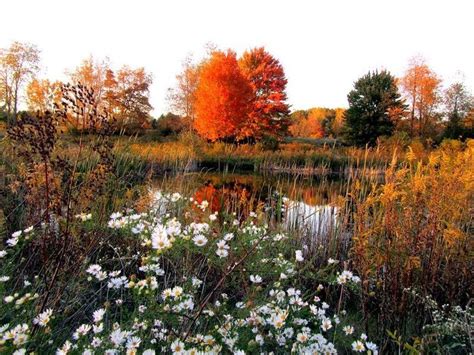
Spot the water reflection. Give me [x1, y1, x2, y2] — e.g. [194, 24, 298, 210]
[153, 172, 347, 237]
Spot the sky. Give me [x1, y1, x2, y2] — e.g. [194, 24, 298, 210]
[2, 0, 473, 116]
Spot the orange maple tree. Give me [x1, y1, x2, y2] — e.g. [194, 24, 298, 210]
[400, 56, 441, 136]
[238, 47, 290, 139]
[194, 50, 252, 141]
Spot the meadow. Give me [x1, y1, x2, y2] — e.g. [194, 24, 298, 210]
[0, 122, 472, 354]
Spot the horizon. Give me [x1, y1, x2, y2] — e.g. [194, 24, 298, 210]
[2, 0, 473, 116]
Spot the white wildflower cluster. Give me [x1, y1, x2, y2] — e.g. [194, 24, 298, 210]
[1, 323, 30, 347]
[86, 264, 108, 281]
[33, 309, 53, 327]
[5, 226, 34, 249]
[75, 212, 92, 222]
[0, 191, 378, 354]
[215, 239, 229, 258]
[351, 333, 378, 353]
[336, 270, 361, 285]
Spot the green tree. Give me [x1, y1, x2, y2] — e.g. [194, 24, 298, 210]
[343, 70, 405, 146]
[443, 81, 473, 139]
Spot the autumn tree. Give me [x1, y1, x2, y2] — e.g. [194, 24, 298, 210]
[104, 66, 153, 130]
[167, 55, 200, 125]
[443, 80, 473, 139]
[400, 56, 442, 137]
[288, 110, 309, 137]
[289, 108, 346, 138]
[26, 78, 62, 112]
[0, 41, 41, 124]
[68, 57, 153, 131]
[343, 70, 406, 146]
[331, 108, 346, 137]
[69, 56, 110, 110]
[194, 50, 253, 141]
[238, 47, 290, 139]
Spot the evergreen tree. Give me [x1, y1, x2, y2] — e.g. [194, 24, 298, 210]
[343, 70, 405, 146]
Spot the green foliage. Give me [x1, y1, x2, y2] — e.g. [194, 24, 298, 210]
[343, 70, 405, 146]
[152, 112, 189, 137]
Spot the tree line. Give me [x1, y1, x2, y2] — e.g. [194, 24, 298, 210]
[1, 41, 472, 144]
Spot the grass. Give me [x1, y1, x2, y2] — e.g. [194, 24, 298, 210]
[117, 131, 414, 177]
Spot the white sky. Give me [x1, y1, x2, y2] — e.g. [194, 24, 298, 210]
[2, 0, 473, 115]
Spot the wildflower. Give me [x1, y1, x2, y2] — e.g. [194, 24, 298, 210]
[143, 350, 155, 355]
[139, 305, 147, 313]
[91, 337, 102, 347]
[223, 232, 234, 241]
[110, 328, 129, 347]
[56, 340, 72, 355]
[110, 212, 122, 220]
[255, 334, 264, 345]
[297, 332, 309, 343]
[170, 339, 185, 353]
[13, 332, 28, 345]
[162, 288, 173, 300]
[366, 342, 378, 352]
[250, 275, 262, 284]
[33, 308, 53, 327]
[172, 286, 183, 298]
[216, 240, 230, 258]
[171, 192, 182, 202]
[151, 225, 171, 251]
[295, 250, 304, 262]
[192, 234, 208, 247]
[337, 270, 354, 285]
[12, 231, 22, 238]
[0, 250, 7, 258]
[328, 258, 337, 264]
[108, 276, 128, 289]
[93, 308, 106, 323]
[209, 213, 217, 222]
[321, 318, 332, 331]
[216, 248, 228, 258]
[13, 349, 26, 355]
[126, 336, 142, 349]
[360, 333, 368, 341]
[132, 223, 145, 234]
[191, 277, 202, 287]
[75, 213, 92, 221]
[24, 226, 34, 233]
[93, 323, 104, 334]
[86, 264, 102, 275]
[343, 325, 354, 335]
[4, 295, 14, 303]
[352, 340, 365, 352]
[6, 238, 18, 247]
[0, 276, 10, 282]
[73, 324, 92, 339]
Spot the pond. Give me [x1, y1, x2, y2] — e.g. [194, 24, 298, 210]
[151, 171, 355, 244]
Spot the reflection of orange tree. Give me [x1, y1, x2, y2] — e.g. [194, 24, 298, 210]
[192, 181, 262, 218]
[193, 184, 222, 213]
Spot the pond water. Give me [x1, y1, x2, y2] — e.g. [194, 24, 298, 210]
[152, 171, 352, 240]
